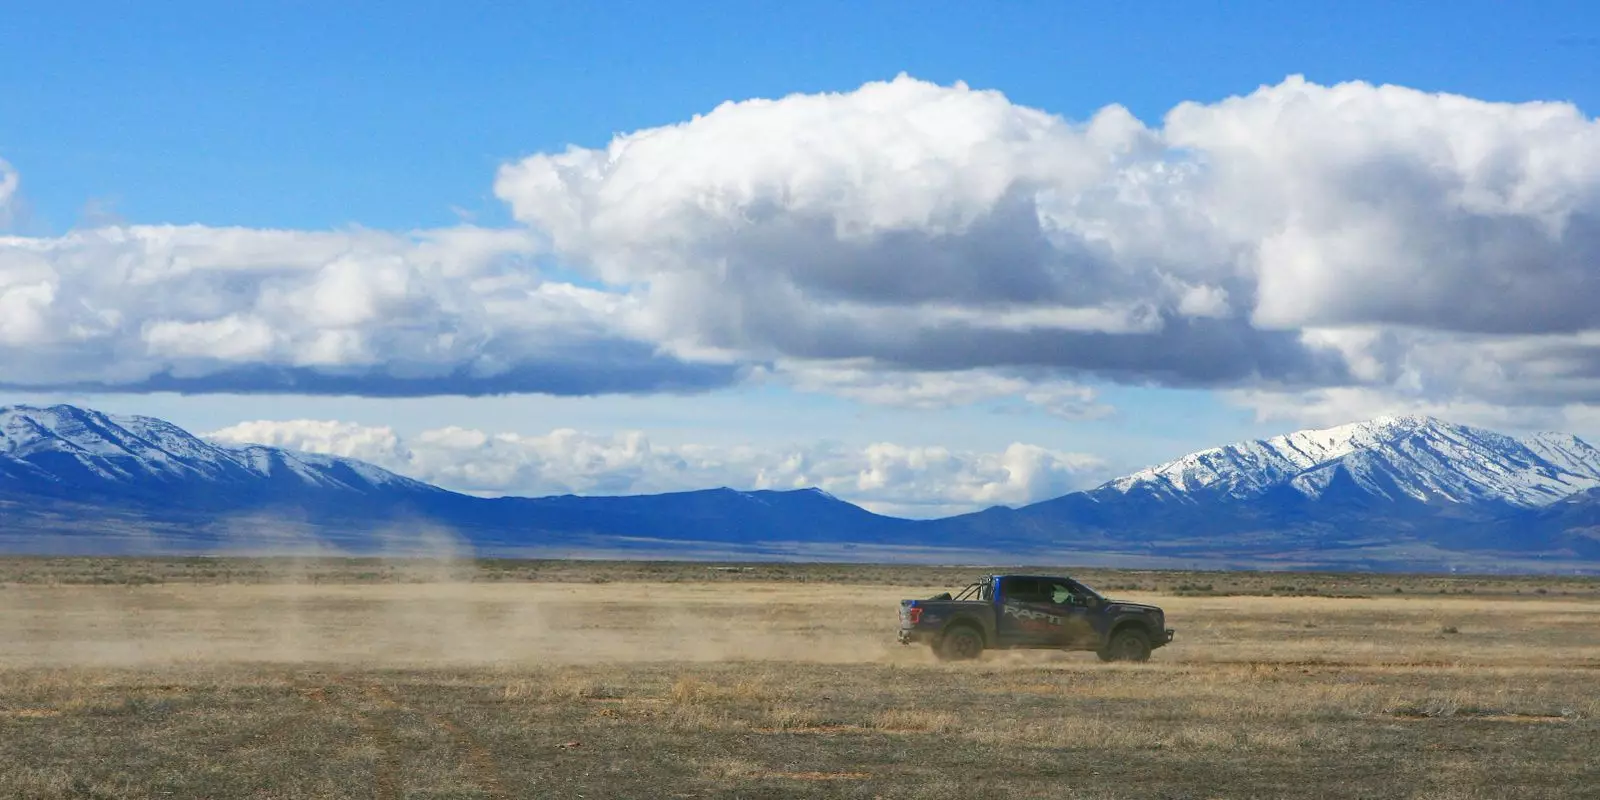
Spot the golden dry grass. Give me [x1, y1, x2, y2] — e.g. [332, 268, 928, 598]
[0, 558, 1596, 798]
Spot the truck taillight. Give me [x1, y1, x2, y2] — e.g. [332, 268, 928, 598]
[907, 607, 922, 625]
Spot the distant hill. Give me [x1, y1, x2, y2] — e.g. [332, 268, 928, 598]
[3, 404, 1598, 572]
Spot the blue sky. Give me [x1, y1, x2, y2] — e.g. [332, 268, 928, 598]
[2, 2, 1599, 515]
[8, 1, 1595, 232]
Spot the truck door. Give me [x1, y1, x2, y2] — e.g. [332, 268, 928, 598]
[996, 577, 1074, 646]
[1044, 579, 1101, 647]
[998, 579, 1100, 646]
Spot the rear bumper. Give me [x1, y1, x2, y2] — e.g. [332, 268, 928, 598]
[897, 627, 932, 645]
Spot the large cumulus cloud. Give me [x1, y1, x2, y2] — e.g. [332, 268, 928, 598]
[494, 74, 1327, 387]
[495, 73, 1600, 407]
[205, 419, 1108, 517]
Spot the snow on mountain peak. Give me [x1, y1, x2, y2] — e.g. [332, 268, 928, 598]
[1104, 415, 1600, 508]
[0, 403, 430, 494]
[11, 403, 1600, 518]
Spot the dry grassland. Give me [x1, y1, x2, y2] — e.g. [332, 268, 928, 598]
[1, 558, 1597, 798]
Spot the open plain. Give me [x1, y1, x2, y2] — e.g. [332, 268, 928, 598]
[1, 558, 1597, 799]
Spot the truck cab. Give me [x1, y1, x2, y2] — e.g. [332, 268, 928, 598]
[897, 574, 1175, 662]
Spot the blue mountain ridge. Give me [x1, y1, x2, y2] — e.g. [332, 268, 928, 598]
[3, 404, 1599, 572]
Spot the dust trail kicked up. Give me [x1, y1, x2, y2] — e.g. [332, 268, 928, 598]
[0, 520, 929, 668]
[0, 517, 953, 668]
[0, 580, 927, 668]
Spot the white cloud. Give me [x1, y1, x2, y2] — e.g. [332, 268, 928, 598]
[494, 73, 1600, 405]
[143, 315, 278, 361]
[204, 419, 1110, 518]
[0, 223, 737, 395]
[7, 74, 1600, 416]
[0, 159, 17, 227]
[494, 74, 1280, 384]
[1225, 387, 1553, 431]
[0, 280, 54, 346]
[1165, 76, 1600, 335]
[774, 360, 1113, 419]
[203, 419, 413, 462]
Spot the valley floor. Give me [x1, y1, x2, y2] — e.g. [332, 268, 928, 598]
[1, 559, 1597, 798]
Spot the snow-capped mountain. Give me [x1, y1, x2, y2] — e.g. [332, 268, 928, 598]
[1099, 415, 1600, 508]
[0, 403, 912, 558]
[1, 404, 1597, 570]
[0, 404, 434, 497]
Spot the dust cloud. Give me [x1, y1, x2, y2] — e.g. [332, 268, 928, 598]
[0, 519, 929, 669]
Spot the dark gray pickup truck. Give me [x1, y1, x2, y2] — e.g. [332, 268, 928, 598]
[898, 574, 1175, 661]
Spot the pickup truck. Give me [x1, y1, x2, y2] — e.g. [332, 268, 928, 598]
[897, 574, 1175, 662]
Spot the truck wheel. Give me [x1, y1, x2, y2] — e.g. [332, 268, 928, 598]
[934, 626, 984, 661]
[1100, 628, 1152, 662]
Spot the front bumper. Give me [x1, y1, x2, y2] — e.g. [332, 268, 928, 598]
[1159, 628, 1175, 646]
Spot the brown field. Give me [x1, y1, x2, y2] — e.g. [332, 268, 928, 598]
[2, 558, 1598, 798]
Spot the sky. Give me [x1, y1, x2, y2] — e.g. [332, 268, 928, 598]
[2, 1, 1599, 516]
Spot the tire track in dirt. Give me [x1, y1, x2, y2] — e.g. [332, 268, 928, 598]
[360, 680, 512, 800]
[426, 711, 512, 799]
[307, 673, 403, 800]
[192, 675, 340, 772]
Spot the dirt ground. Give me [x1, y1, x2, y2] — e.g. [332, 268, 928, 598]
[1, 558, 1597, 798]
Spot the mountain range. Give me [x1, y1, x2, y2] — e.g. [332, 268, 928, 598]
[3, 404, 1599, 573]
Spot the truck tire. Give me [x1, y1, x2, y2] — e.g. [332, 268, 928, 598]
[1099, 627, 1152, 662]
[934, 625, 984, 661]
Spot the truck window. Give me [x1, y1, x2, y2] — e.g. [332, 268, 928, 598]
[1000, 577, 1045, 603]
[1047, 581, 1097, 606]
